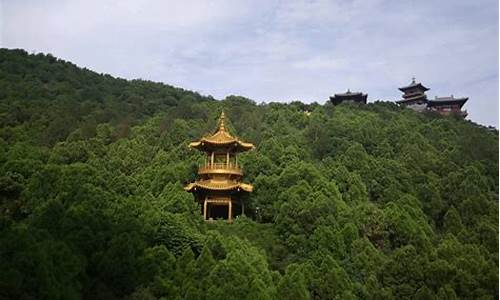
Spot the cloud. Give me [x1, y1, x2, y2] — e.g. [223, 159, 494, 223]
[1, 0, 498, 126]
[291, 56, 348, 71]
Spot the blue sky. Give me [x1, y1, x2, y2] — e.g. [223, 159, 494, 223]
[1, 0, 498, 126]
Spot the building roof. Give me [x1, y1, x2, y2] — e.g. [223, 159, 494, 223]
[184, 179, 253, 192]
[333, 89, 367, 98]
[427, 95, 468, 108]
[189, 112, 255, 152]
[396, 94, 428, 104]
[399, 77, 430, 92]
[330, 89, 368, 104]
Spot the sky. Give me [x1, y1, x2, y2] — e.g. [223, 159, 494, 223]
[1, 0, 498, 127]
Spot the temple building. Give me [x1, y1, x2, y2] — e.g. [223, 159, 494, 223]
[185, 112, 254, 222]
[396, 77, 429, 111]
[330, 89, 368, 105]
[427, 95, 468, 117]
[396, 78, 468, 117]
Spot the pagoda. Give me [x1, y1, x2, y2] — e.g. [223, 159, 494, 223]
[185, 112, 254, 222]
[427, 95, 469, 117]
[395, 77, 468, 118]
[396, 77, 429, 111]
[330, 89, 367, 105]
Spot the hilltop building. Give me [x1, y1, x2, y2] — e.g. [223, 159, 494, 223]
[330, 89, 367, 105]
[185, 112, 254, 222]
[427, 95, 469, 117]
[396, 77, 429, 111]
[396, 78, 468, 117]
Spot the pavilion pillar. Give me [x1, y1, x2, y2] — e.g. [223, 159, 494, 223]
[241, 200, 245, 216]
[228, 200, 232, 222]
[203, 199, 208, 220]
[211, 152, 214, 165]
[226, 151, 230, 167]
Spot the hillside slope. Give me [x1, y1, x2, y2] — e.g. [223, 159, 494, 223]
[0, 49, 498, 299]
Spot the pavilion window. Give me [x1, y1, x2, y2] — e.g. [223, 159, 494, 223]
[229, 154, 237, 167]
[214, 153, 226, 165]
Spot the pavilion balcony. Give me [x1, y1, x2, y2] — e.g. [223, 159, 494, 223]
[198, 163, 243, 176]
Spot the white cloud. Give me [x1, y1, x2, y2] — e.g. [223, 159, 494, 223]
[291, 56, 348, 71]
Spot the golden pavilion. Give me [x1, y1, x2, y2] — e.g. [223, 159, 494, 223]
[185, 112, 254, 222]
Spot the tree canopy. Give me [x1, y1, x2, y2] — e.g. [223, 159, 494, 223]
[0, 49, 498, 299]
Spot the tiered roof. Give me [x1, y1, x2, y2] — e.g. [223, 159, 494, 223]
[398, 78, 430, 92]
[185, 111, 254, 194]
[396, 77, 429, 104]
[189, 112, 254, 152]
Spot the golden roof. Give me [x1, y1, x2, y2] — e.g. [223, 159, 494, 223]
[189, 112, 254, 152]
[184, 179, 253, 192]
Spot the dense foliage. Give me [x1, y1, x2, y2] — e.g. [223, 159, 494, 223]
[0, 48, 498, 299]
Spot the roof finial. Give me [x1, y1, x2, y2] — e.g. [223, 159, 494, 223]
[218, 111, 226, 132]
[411, 76, 416, 84]
[347, 88, 351, 93]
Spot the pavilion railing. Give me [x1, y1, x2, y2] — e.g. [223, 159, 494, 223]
[198, 163, 243, 174]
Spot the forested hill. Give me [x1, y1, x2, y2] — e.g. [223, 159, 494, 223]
[0, 48, 498, 300]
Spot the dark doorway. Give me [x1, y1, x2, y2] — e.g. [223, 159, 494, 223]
[209, 204, 228, 220]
